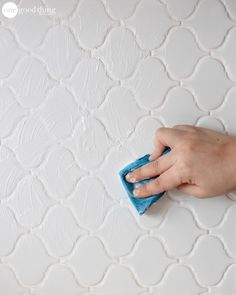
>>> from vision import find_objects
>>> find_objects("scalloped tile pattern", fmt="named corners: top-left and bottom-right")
top-left (0, 0), bottom-right (236, 294)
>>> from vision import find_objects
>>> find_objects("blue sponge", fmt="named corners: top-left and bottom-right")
top-left (119, 147), bottom-right (171, 215)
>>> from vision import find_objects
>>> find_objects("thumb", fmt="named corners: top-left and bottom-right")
top-left (177, 183), bottom-right (205, 198)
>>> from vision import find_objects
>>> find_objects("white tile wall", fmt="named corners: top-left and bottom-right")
top-left (0, 0), bottom-right (236, 294)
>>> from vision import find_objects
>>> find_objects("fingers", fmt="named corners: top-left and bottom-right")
top-left (156, 127), bottom-right (184, 146)
top-left (149, 127), bottom-right (184, 161)
top-left (126, 153), bottom-right (174, 183)
top-left (149, 146), bottom-right (166, 161)
top-left (149, 130), bottom-right (166, 161)
top-left (133, 167), bottom-right (182, 198)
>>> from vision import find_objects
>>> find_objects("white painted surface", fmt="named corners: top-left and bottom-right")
top-left (0, 0), bottom-right (236, 294)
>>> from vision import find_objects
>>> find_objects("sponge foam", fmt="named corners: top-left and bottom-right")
top-left (119, 147), bottom-right (171, 215)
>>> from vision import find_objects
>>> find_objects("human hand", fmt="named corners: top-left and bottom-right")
top-left (125, 125), bottom-right (236, 198)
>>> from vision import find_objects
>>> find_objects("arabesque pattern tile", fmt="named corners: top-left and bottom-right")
top-left (0, 0), bottom-right (236, 294)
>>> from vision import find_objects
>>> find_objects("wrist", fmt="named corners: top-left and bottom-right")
top-left (225, 137), bottom-right (236, 187)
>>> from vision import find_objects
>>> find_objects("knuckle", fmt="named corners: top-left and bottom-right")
top-left (186, 125), bottom-right (197, 131)
top-left (155, 177), bottom-right (166, 192)
top-left (151, 159), bottom-right (160, 171)
top-left (182, 141), bottom-right (195, 153)
top-left (174, 124), bottom-right (194, 130)
top-left (178, 159), bottom-right (192, 180)
top-left (174, 124), bottom-right (200, 135)
top-left (189, 127), bottom-right (199, 134)
top-left (185, 124), bottom-right (196, 130)
top-left (139, 183), bottom-right (149, 196)
top-left (172, 169), bottom-right (182, 182)
top-left (143, 183), bottom-right (149, 193)
top-left (133, 167), bottom-right (142, 179)
top-left (173, 124), bottom-right (185, 129)
top-left (156, 127), bottom-right (166, 136)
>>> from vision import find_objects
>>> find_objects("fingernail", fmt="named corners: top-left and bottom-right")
top-left (133, 188), bottom-right (140, 197)
top-left (126, 173), bottom-right (136, 183)
top-left (149, 154), bottom-right (154, 161)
